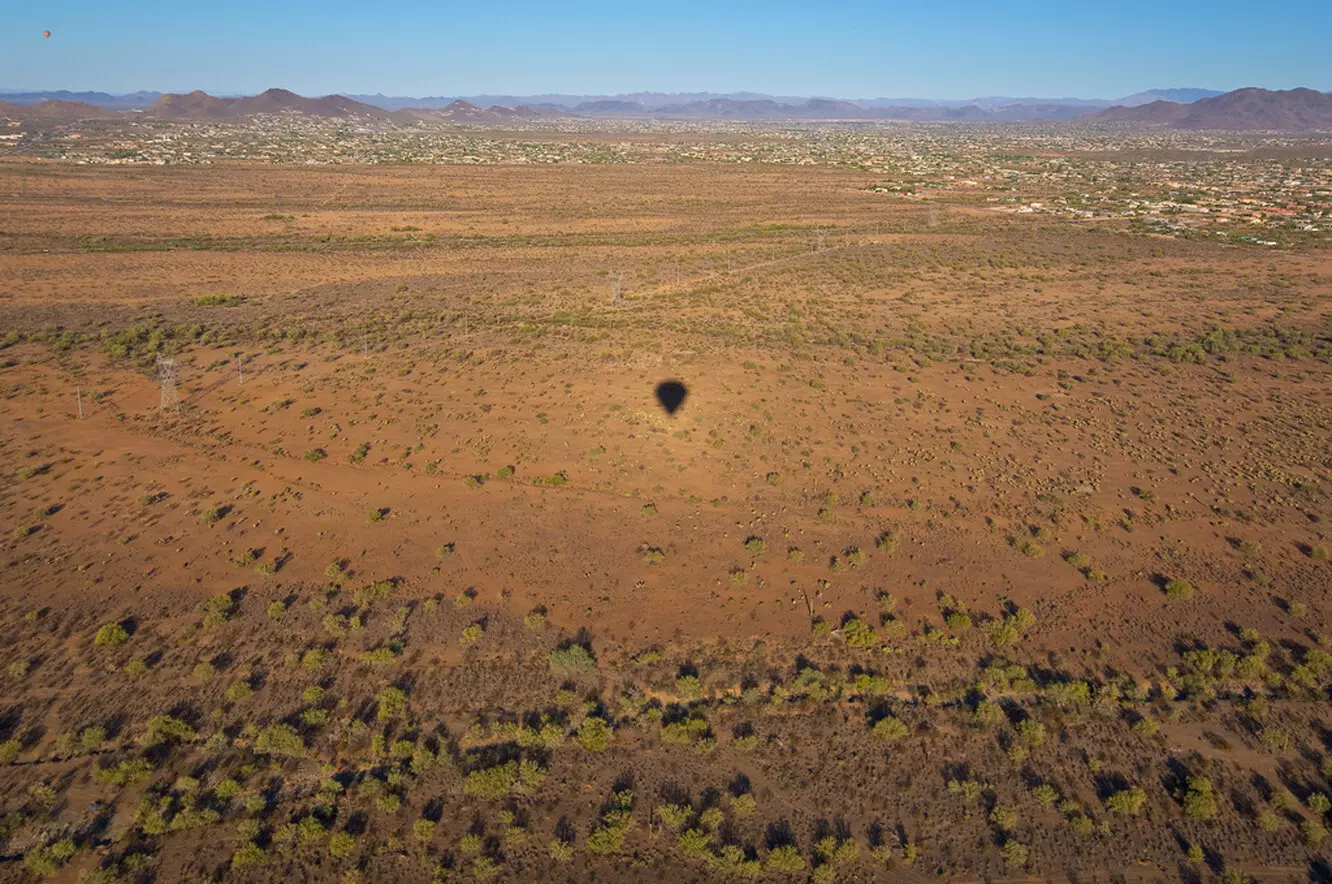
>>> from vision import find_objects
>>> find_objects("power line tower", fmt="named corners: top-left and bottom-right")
top-left (156, 354), bottom-right (180, 413)
top-left (929, 204), bottom-right (939, 228)
top-left (610, 273), bottom-right (624, 305)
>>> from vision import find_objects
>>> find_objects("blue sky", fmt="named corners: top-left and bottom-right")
top-left (4, 0), bottom-right (1329, 98)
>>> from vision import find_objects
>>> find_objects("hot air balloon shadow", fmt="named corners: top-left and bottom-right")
top-left (655, 380), bottom-right (687, 416)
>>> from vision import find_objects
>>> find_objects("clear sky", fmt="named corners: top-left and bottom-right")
top-left (4, 0), bottom-right (1329, 99)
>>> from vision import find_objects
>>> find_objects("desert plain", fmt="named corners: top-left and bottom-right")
top-left (1, 133), bottom-right (1331, 882)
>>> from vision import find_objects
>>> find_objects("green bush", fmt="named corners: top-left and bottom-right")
top-left (254, 724), bottom-right (305, 757)
top-left (548, 644), bottom-right (596, 675)
top-left (94, 623), bottom-right (129, 647)
top-left (328, 832), bottom-right (357, 859)
top-left (872, 716), bottom-right (909, 741)
top-left (764, 844), bottom-right (806, 872)
top-left (1106, 787), bottom-right (1147, 816)
top-left (1165, 578), bottom-right (1194, 600)
top-left (577, 716), bottom-right (612, 752)
top-left (1182, 775), bottom-right (1217, 820)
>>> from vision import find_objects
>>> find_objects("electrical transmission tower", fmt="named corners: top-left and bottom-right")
top-left (610, 273), bottom-right (624, 305)
top-left (156, 354), bottom-right (180, 413)
top-left (929, 204), bottom-right (939, 228)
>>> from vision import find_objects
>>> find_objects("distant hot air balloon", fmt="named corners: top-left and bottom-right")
top-left (43, 30), bottom-right (51, 38)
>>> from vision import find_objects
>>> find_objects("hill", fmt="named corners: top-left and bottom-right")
top-left (1091, 99), bottom-right (1195, 124)
top-left (0, 99), bottom-right (110, 120)
top-left (1114, 87), bottom-right (1223, 106)
top-left (145, 88), bottom-right (393, 120)
top-left (0, 90), bottom-right (161, 109)
top-left (404, 100), bottom-right (560, 123)
top-left (1091, 87), bottom-right (1332, 130)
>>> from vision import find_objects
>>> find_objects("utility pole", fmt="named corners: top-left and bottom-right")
top-left (76, 386), bottom-right (83, 420)
top-left (156, 354), bottom-right (180, 413)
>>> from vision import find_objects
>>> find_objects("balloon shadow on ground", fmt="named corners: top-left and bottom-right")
top-left (656, 380), bottom-right (687, 415)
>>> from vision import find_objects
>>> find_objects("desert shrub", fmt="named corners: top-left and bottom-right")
top-left (78, 726), bottom-right (105, 752)
top-left (255, 724), bottom-right (305, 757)
top-left (853, 673), bottom-right (894, 699)
top-left (1165, 578), bottom-right (1194, 600)
top-left (1106, 787), bottom-right (1147, 816)
top-left (548, 644), bottom-right (596, 675)
top-left (463, 759), bottom-right (545, 800)
top-left (577, 716), bottom-right (612, 752)
top-left (642, 547), bottom-right (666, 564)
top-left (231, 841), bottom-right (266, 870)
top-left (731, 793), bottom-right (758, 816)
top-left (1182, 775), bottom-right (1217, 820)
top-left (973, 700), bottom-right (1005, 727)
top-left (675, 674), bottom-right (703, 700)
top-left (657, 803), bottom-right (693, 831)
top-left (1016, 719), bottom-right (1046, 746)
top-left (94, 759), bottom-right (153, 786)
top-left (195, 294), bottom-right (242, 307)
top-left (1014, 538), bottom-right (1043, 557)
top-left (376, 686), bottom-right (407, 721)
top-left (94, 623), bottom-right (129, 647)
top-left (360, 647), bottom-right (400, 664)
top-left (872, 716), bottom-right (909, 741)
top-left (549, 839), bottom-right (575, 862)
top-left (586, 790), bottom-right (634, 856)
top-left (843, 617), bottom-right (878, 649)
top-left (142, 715), bottom-right (197, 747)
top-left (764, 844), bottom-right (806, 872)
top-left (661, 715), bottom-right (710, 746)
top-left (744, 537), bottom-right (765, 555)
top-left (225, 679), bottom-right (254, 702)
top-left (1259, 726), bottom-right (1290, 751)
top-left (1000, 839), bottom-right (1029, 868)
top-left (201, 593), bottom-right (234, 627)
top-left (678, 827), bottom-right (711, 859)
top-left (989, 806), bottom-right (1017, 830)
top-left (460, 623), bottom-right (484, 645)
top-left (1032, 784), bottom-right (1058, 806)
top-left (328, 832), bottom-right (357, 859)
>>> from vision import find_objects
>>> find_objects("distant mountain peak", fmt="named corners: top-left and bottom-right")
top-left (1091, 87), bottom-right (1332, 130)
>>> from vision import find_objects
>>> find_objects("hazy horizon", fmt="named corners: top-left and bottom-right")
top-left (4, 0), bottom-right (1329, 99)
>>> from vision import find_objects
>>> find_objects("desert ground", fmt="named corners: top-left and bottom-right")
top-left (1, 152), bottom-right (1331, 882)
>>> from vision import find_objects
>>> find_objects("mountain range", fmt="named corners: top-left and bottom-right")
top-left (3, 87), bottom-right (1330, 130)
top-left (0, 87), bottom-right (1222, 117)
top-left (1089, 87), bottom-right (1332, 130)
